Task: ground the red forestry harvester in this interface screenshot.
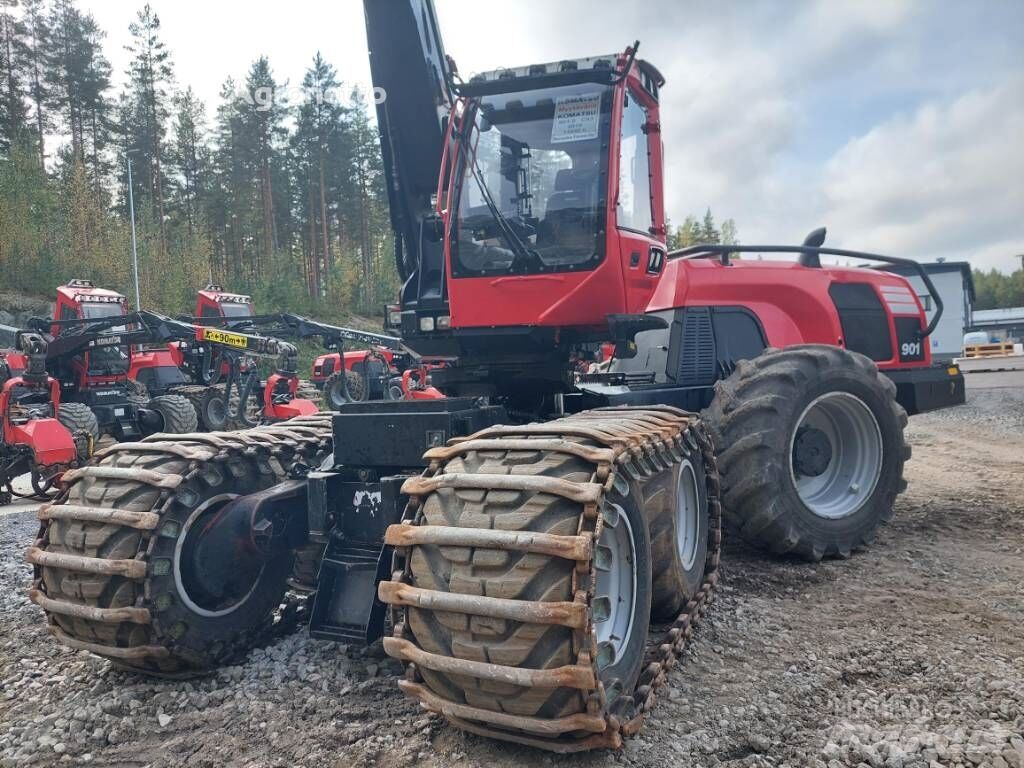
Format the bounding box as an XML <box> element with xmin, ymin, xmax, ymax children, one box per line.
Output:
<box><xmin>28</xmin><ymin>0</ymin><xmax>964</xmax><ymax>754</ymax></box>
<box><xmin>0</xmin><ymin>331</ymin><xmax>90</xmax><ymax>504</ymax></box>
<box><xmin>40</xmin><ymin>296</ymin><xmax>319</xmax><ymax>432</ymax></box>
<box><xmin>126</xmin><ymin>284</ymin><xmax>260</xmax><ymax>407</ymax></box>
<box><xmin>44</xmin><ymin>280</ymin><xmax>198</xmax><ymax>439</ymax></box>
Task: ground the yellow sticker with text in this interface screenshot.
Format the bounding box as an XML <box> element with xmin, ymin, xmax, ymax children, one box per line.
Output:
<box><xmin>202</xmin><ymin>329</ymin><xmax>248</xmax><ymax>348</ymax></box>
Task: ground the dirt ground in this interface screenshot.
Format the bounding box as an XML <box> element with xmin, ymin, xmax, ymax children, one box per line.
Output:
<box><xmin>1</xmin><ymin>373</ymin><xmax>1021</xmax><ymax>768</ymax></box>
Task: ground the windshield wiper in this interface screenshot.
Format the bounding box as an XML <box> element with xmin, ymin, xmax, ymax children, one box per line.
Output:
<box><xmin>460</xmin><ymin>119</ymin><xmax>541</xmax><ymax>272</ymax></box>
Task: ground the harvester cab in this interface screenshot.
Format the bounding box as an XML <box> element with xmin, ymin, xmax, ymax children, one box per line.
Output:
<box><xmin>39</xmin><ymin>287</ymin><xmax>199</xmax><ymax>440</ymax></box>
<box><xmin>371</xmin><ymin>3</ymin><xmax>961</xmax><ymax>417</ymax></box>
<box><xmin>195</xmin><ymin>284</ymin><xmax>255</xmax><ymax>321</ymax></box>
<box><xmin>51</xmin><ymin>279</ymin><xmax>131</xmax><ymax>392</ymax></box>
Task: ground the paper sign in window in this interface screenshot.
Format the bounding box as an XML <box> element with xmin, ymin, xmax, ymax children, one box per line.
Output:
<box><xmin>550</xmin><ymin>93</ymin><xmax>602</xmax><ymax>144</ymax></box>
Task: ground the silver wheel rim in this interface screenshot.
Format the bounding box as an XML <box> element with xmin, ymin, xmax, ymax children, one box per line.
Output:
<box><xmin>676</xmin><ymin>460</ymin><xmax>701</xmax><ymax>571</ymax></box>
<box><xmin>174</xmin><ymin>494</ymin><xmax>264</xmax><ymax>617</ymax></box>
<box><xmin>789</xmin><ymin>392</ymin><xmax>883</xmax><ymax>520</ymax></box>
<box><xmin>593</xmin><ymin>501</ymin><xmax>637</xmax><ymax>669</ymax></box>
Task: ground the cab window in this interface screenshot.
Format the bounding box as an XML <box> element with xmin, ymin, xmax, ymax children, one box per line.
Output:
<box><xmin>617</xmin><ymin>90</ymin><xmax>653</xmax><ymax>234</ymax></box>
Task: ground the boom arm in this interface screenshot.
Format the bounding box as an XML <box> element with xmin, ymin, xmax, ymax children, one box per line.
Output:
<box><xmin>188</xmin><ymin>312</ymin><xmax>405</xmax><ymax>353</ymax></box>
<box><xmin>30</xmin><ymin>311</ymin><xmax>293</xmax><ymax>363</ymax></box>
<box><xmin>363</xmin><ymin>0</ymin><xmax>453</xmax><ymax>305</ymax></box>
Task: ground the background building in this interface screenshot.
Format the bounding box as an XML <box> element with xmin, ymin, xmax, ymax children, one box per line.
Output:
<box><xmin>970</xmin><ymin>307</ymin><xmax>1024</xmax><ymax>343</ymax></box>
<box><xmin>879</xmin><ymin>262</ymin><xmax>975</xmax><ymax>361</ymax></box>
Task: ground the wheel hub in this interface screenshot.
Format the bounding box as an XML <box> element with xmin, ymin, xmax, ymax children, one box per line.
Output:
<box><xmin>175</xmin><ymin>495</ymin><xmax>266</xmax><ymax>617</ymax></box>
<box><xmin>792</xmin><ymin>426</ymin><xmax>833</xmax><ymax>477</ymax></box>
<box><xmin>789</xmin><ymin>392</ymin><xmax>883</xmax><ymax>520</ymax></box>
<box><xmin>593</xmin><ymin>501</ymin><xmax>637</xmax><ymax>669</ymax></box>
<box><xmin>675</xmin><ymin>461</ymin><xmax>701</xmax><ymax>571</ymax></box>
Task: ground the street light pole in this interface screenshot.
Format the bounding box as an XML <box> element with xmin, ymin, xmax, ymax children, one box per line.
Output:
<box><xmin>126</xmin><ymin>153</ymin><xmax>141</xmax><ymax>310</ymax></box>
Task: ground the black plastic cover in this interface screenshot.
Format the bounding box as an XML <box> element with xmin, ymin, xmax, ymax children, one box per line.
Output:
<box><xmin>829</xmin><ymin>283</ymin><xmax>893</xmax><ymax>362</ymax></box>
<box><xmin>332</xmin><ymin>397</ymin><xmax>506</xmax><ymax>469</ymax></box>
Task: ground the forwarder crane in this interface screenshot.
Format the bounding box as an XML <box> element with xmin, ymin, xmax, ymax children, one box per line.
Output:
<box><xmin>31</xmin><ymin>309</ymin><xmax>319</xmax><ymax>431</ymax></box>
<box><xmin>127</xmin><ymin>285</ymin><xmax>321</xmax><ymax>429</ymax></box>
<box><xmin>190</xmin><ymin>311</ymin><xmax>418</xmax><ymax>405</ymax></box>
<box><xmin>30</xmin><ymin>0</ymin><xmax>965</xmax><ymax>754</ymax></box>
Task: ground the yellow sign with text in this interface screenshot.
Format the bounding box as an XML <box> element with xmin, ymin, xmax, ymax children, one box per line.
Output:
<box><xmin>201</xmin><ymin>328</ymin><xmax>249</xmax><ymax>349</ymax></box>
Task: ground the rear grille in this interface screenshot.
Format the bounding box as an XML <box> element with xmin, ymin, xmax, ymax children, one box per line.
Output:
<box><xmin>678</xmin><ymin>308</ymin><xmax>717</xmax><ymax>387</ymax></box>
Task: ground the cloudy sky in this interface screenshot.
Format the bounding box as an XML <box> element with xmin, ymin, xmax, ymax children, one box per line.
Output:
<box><xmin>82</xmin><ymin>0</ymin><xmax>1023</xmax><ymax>272</ymax></box>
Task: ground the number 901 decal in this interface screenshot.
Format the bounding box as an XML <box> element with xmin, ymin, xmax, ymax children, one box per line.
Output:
<box><xmin>901</xmin><ymin>341</ymin><xmax>921</xmax><ymax>358</ymax></box>
<box><xmin>894</xmin><ymin>317</ymin><xmax>927</xmax><ymax>362</ymax></box>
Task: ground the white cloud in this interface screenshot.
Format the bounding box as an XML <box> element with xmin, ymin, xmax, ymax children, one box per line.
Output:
<box><xmin>821</xmin><ymin>76</ymin><xmax>1024</xmax><ymax>271</ymax></box>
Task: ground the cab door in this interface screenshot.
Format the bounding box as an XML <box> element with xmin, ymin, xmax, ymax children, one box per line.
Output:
<box><xmin>614</xmin><ymin>83</ymin><xmax>666</xmax><ymax>313</ymax></box>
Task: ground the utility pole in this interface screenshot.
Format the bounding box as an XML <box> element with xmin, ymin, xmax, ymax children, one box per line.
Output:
<box><xmin>127</xmin><ymin>151</ymin><xmax>141</xmax><ymax>310</ymax></box>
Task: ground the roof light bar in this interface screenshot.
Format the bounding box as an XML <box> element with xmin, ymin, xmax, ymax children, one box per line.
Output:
<box><xmin>76</xmin><ymin>294</ymin><xmax>125</xmax><ymax>303</ymax></box>
<box><xmin>467</xmin><ymin>54</ymin><xmax>617</xmax><ymax>85</ymax></box>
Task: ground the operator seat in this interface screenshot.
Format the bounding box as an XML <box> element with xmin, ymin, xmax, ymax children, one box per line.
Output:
<box><xmin>539</xmin><ymin>168</ymin><xmax>598</xmax><ymax>260</ymax></box>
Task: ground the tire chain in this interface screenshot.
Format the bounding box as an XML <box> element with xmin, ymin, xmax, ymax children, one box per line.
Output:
<box><xmin>27</xmin><ymin>413</ymin><xmax>334</xmax><ymax>673</ymax></box>
<box><xmin>380</xmin><ymin>405</ymin><xmax>722</xmax><ymax>752</ymax></box>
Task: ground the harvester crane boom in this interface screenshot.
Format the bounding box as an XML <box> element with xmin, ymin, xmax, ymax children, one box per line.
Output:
<box><xmin>189</xmin><ymin>312</ymin><xmax>405</xmax><ymax>353</ymax></box>
<box><xmin>364</xmin><ymin>0</ymin><xmax>454</xmax><ymax>303</ymax></box>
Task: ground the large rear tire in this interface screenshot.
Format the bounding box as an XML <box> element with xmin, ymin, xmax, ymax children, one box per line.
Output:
<box><xmin>57</xmin><ymin>402</ymin><xmax>100</xmax><ymax>444</ymax></box>
<box><xmin>703</xmin><ymin>345</ymin><xmax>908</xmax><ymax>560</ymax></box>
<box><xmin>147</xmin><ymin>394</ymin><xmax>198</xmax><ymax>435</ymax></box>
<box><xmin>321</xmin><ymin>370</ymin><xmax>366</xmax><ymax>409</ymax></box>
<box><xmin>28</xmin><ymin>416</ymin><xmax>334</xmax><ymax>676</ymax></box>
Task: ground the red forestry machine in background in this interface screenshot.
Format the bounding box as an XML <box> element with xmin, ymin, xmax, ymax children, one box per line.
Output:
<box><xmin>0</xmin><ymin>331</ymin><xmax>91</xmax><ymax>504</ymax></box>
<box><xmin>39</xmin><ymin>293</ymin><xmax>320</xmax><ymax>432</ymax></box>
<box><xmin>29</xmin><ymin>0</ymin><xmax>965</xmax><ymax>755</ymax></box>
<box><xmin>127</xmin><ymin>284</ymin><xmax>260</xmax><ymax>405</ymax></box>
<box><xmin>45</xmin><ymin>279</ymin><xmax>198</xmax><ymax>439</ymax></box>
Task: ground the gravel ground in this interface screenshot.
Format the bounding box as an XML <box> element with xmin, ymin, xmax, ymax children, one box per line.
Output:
<box><xmin>1</xmin><ymin>378</ymin><xmax>1021</xmax><ymax>768</ymax></box>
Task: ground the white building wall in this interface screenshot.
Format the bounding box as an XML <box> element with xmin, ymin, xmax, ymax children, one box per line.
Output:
<box><xmin>900</xmin><ymin>271</ymin><xmax>969</xmax><ymax>360</ymax></box>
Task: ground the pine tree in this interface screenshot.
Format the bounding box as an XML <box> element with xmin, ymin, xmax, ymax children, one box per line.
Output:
<box><xmin>47</xmin><ymin>1</ymin><xmax>112</xmax><ymax>194</ymax></box>
<box><xmin>208</xmin><ymin>77</ymin><xmax>248</xmax><ymax>282</ymax></box>
<box><xmin>699</xmin><ymin>208</ymin><xmax>720</xmax><ymax>244</ymax></box>
<box><xmin>21</xmin><ymin>0</ymin><xmax>48</xmax><ymax>166</ymax></box>
<box><xmin>126</xmin><ymin>3</ymin><xmax>173</xmax><ymax>251</ymax></box>
<box><xmin>79</xmin><ymin>11</ymin><xmax>112</xmax><ymax>196</ymax></box>
<box><xmin>240</xmin><ymin>56</ymin><xmax>286</xmax><ymax>277</ymax></box>
<box><xmin>0</xmin><ymin>0</ymin><xmax>29</xmax><ymax>153</ymax></box>
<box><xmin>293</xmin><ymin>52</ymin><xmax>344</xmax><ymax>298</ymax></box>
<box><xmin>169</xmin><ymin>86</ymin><xmax>208</xmax><ymax>238</ymax></box>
